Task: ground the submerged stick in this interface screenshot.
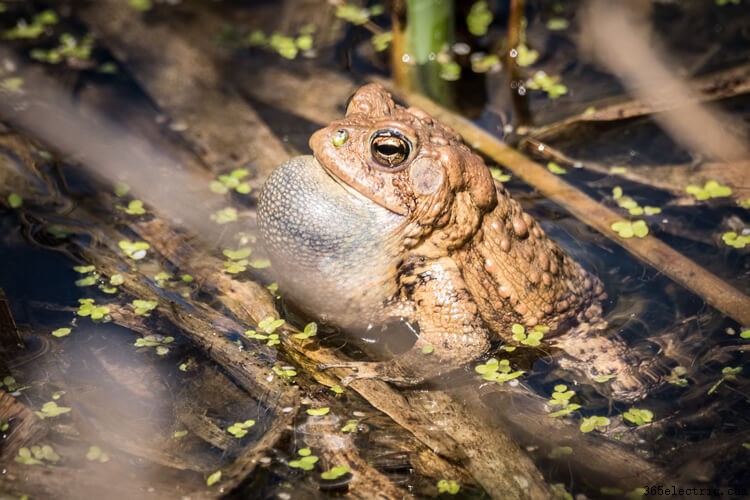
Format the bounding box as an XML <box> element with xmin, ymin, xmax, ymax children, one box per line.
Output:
<box><xmin>375</xmin><ymin>79</ymin><xmax>750</xmax><ymax>326</ymax></box>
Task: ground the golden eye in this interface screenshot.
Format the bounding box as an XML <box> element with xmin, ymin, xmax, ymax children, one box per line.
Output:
<box><xmin>369</xmin><ymin>129</ymin><xmax>412</xmax><ymax>169</ymax></box>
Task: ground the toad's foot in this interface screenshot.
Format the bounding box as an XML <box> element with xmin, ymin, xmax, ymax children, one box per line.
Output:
<box><xmin>319</xmin><ymin>361</ymin><xmax>426</xmax><ymax>387</ymax></box>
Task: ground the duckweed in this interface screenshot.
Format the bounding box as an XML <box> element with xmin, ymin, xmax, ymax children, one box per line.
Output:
<box><xmin>475</xmin><ymin>358</ymin><xmax>525</xmax><ymax>383</ymax></box>
<box><xmin>546</xmin><ymin>18</ymin><xmax>569</xmax><ymax>30</ymax></box>
<box><xmin>129</xmin><ymin>0</ymin><xmax>152</xmax><ymax>12</ymax></box>
<box><xmin>35</xmin><ymin>401</ymin><xmax>71</xmax><ymax>419</ymax></box>
<box><xmin>3</xmin><ymin>10</ymin><xmax>58</xmax><ymax>40</ymax></box>
<box><xmin>77</xmin><ymin>298</ymin><xmax>111</xmax><ymax>321</ymax></box>
<box><xmin>514</xmin><ymin>43</ymin><xmax>539</xmax><ymax>67</ymax></box>
<box><xmin>548</xmin><ymin>446</ymin><xmax>573</xmax><ymax>459</ymax></box>
<box><xmin>134</xmin><ymin>335</ymin><xmax>174</xmax><ymax>356</ymax></box>
<box><xmin>579</xmin><ymin>416</ymin><xmax>609</xmax><ymax>433</ymax></box>
<box><xmin>611</xmin><ymin>219</ymin><xmax>649</xmax><ymax>238</ymax></box>
<box><xmin>15</xmin><ymin>445</ymin><xmax>60</xmax><ymax>465</ymax></box>
<box><xmin>437</xmin><ymin>479</ymin><xmax>461</xmax><ymax>495</ymax></box>
<box><xmin>686</xmin><ymin>180</ymin><xmax>732</xmax><ymax>200</ymax></box>
<box><xmin>511</xmin><ymin>323</ymin><xmax>548</xmax><ymax>346</ymax></box>
<box><xmin>527</xmin><ymin>71</ymin><xmax>567</xmax><ymax>99</ymax></box>
<box><xmin>114</xmin><ymin>182</ymin><xmax>131</xmax><ymax>197</ymax></box>
<box><xmin>341</xmin><ymin>419</ymin><xmax>359</xmax><ymax>433</ymax></box>
<box><xmin>667</xmin><ymin>366</ymin><xmax>689</xmax><ymax>387</ymax></box>
<box><xmin>306</xmin><ymin>407</ymin><xmax>330</xmax><ymax>417</ymax></box>
<box><xmin>1</xmin><ymin>77</ymin><xmax>23</xmax><ymax>92</ymax></box>
<box><xmin>85</xmin><ymin>446</ymin><xmax>110</xmax><ymax>463</ymax></box>
<box><xmin>51</xmin><ymin>327</ymin><xmax>71</xmax><ymax>338</ymax></box>
<box><xmin>722</xmin><ymin>231</ymin><xmax>750</xmax><ymax>249</ymax></box>
<box><xmin>335</xmin><ymin>4</ymin><xmax>378</xmax><ymax>25</ymax></box>
<box><xmin>7</xmin><ymin>192</ymin><xmax>22</xmax><ymax>208</ymax></box>
<box><xmin>290</xmin><ymin>448</ymin><xmax>319</xmax><ymax>470</ymax></box>
<box><xmin>489</xmin><ymin>167</ymin><xmax>511</xmax><ymax>183</ymax></box>
<box><xmin>622</xmin><ymin>408</ymin><xmax>654</xmax><ymax>426</ymax></box>
<box><xmin>258</xmin><ymin>316</ymin><xmax>285</xmax><ymax>334</ymax></box>
<box><xmin>547</xmin><ymin>162</ymin><xmax>567</xmax><ymax>175</ymax></box>
<box><xmin>211</xmin><ymin>169</ymin><xmax>251</xmax><ymax>195</ymax></box>
<box><xmin>612</xmin><ymin>186</ymin><xmax>661</xmax><ymax>216</ymax></box>
<box><xmin>330</xmin><ymin>385</ymin><xmax>344</xmax><ymax>395</ymax></box>
<box><xmin>227</xmin><ymin>419</ymin><xmax>256</xmax><ymax>438</ymax></box>
<box><xmin>707</xmin><ymin>366</ymin><xmax>741</xmax><ymax>395</ymax></box>
<box><xmin>439</xmin><ymin>61</ymin><xmax>462</xmax><ymax>82</ymax></box>
<box><xmin>610</xmin><ymin>166</ymin><xmax>628</xmax><ymax>174</ymax></box>
<box><xmin>118</xmin><ymin>239</ymin><xmax>150</xmax><ymax>260</ymax></box>
<box><xmin>173</xmin><ymin>430</ymin><xmax>188</xmax><ymax>438</ymax></box>
<box><xmin>206</xmin><ymin>470</ymin><xmax>222</xmax><ymax>487</ymax></box>
<box><xmin>372</xmin><ymin>31</ymin><xmax>392</xmax><ymax>52</ymax></box>
<box><xmin>210</xmin><ymin>207</ymin><xmax>238</xmax><ymax>224</ymax></box>
<box><xmin>321</xmin><ymin>465</ymin><xmax>349</xmax><ymax>480</ymax></box>
<box><xmin>272</xmin><ymin>365</ymin><xmax>297</xmax><ymax>379</ymax></box>
<box><xmin>592</xmin><ymin>374</ymin><xmax>617</xmax><ymax>383</ymax></box>
<box><xmin>121</xmin><ymin>200</ymin><xmax>146</xmax><ymax>215</ymax></box>
<box><xmin>132</xmin><ymin>299</ymin><xmax>157</xmax><ymax>316</ymax></box>
<box><xmin>292</xmin><ymin>322</ymin><xmax>318</xmax><ymax>340</ymax></box>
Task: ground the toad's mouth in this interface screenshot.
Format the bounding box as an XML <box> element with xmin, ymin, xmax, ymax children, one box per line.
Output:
<box><xmin>313</xmin><ymin>154</ymin><xmax>410</xmax><ymax>217</ymax></box>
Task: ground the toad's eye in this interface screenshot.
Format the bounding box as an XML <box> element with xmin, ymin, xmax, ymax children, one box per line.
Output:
<box><xmin>369</xmin><ymin>129</ymin><xmax>412</xmax><ymax>169</ymax></box>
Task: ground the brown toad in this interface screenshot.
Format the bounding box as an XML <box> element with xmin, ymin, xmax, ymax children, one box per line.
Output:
<box><xmin>258</xmin><ymin>84</ymin><xmax>649</xmax><ymax>400</ymax></box>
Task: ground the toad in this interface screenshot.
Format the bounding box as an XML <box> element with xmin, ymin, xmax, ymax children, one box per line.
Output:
<box><xmin>258</xmin><ymin>84</ymin><xmax>651</xmax><ymax>401</ymax></box>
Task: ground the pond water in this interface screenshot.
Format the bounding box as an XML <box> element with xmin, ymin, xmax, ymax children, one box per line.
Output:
<box><xmin>0</xmin><ymin>1</ymin><xmax>748</xmax><ymax>499</ymax></box>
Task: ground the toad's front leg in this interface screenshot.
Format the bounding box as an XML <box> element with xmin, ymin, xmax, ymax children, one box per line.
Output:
<box><xmin>321</xmin><ymin>257</ymin><xmax>491</xmax><ymax>386</ymax></box>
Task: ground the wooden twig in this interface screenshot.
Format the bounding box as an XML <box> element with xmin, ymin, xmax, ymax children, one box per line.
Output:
<box><xmin>373</xmin><ymin>78</ymin><xmax>750</xmax><ymax>326</ymax></box>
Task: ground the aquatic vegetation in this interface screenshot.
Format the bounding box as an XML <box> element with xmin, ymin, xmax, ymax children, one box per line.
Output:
<box><xmin>372</xmin><ymin>31</ymin><xmax>392</xmax><ymax>52</ymax></box>
<box><xmin>439</xmin><ymin>62</ymin><xmax>461</xmax><ymax>82</ymax></box>
<box><xmin>85</xmin><ymin>446</ymin><xmax>110</xmax><ymax>463</ymax></box>
<box><xmin>1</xmin><ymin>77</ymin><xmax>23</xmax><ymax>92</ymax></box>
<box><xmin>289</xmin><ymin>448</ymin><xmax>319</xmax><ymax>470</ymax></box>
<box><xmin>437</xmin><ymin>479</ymin><xmax>461</xmax><ymax>495</ymax></box>
<box><xmin>707</xmin><ymin>366</ymin><xmax>741</xmax><ymax>395</ymax></box>
<box><xmin>514</xmin><ymin>43</ymin><xmax>539</xmax><ymax>67</ymax></box>
<box><xmin>210</xmin><ymin>169</ymin><xmax>251</xmax><ymax>195</ymax></box>
<box><xmin>667</xmin><ymin>366</ymin><xmax>689</xmax><ymax>387</ymax></box>
<box><xmin>622</xmin><ymin>408</ymin><xmax>654</xmax><ymax>426</ymax></box>
<box><xmin>548</xmin><ymin>446</ymin><xmax>573</xmax><ymax>459</ymax></box>
<box><xmin>118</xmin><ymin>240</ymin><xmax>150</xmax><ymax>260</ymax></box>
<box><xmin>421</xmin><ymin>344</ymin><xmax>434</xmax><ymax>354</ymax></box>
<box><xmin>341</xmin><ymin>419</ymin><xmax>359</xmax><ymax>433</ymax></box>
<box><xmin>579</xmin><ymin>416</ymin><xmax>610</xmax><ymax>433</ymax></box>
<box><xmin>610</xmin><ymin>166</ymin><xmax>629</xmax><ymax>174</ymax></box>
<box><xmin>210</xmin><ymin>207</ymin><xmax>238</xmax><ymax>225</ymax></box>
<box><xmin>612</xmin><ymin>186</ymin><xmax>662</xmax><ymax>216</ymax></box>
<box><xmin>129</xmin><ymin>0</ymin><xmax>152</xmax><ymax>12</ymax></box>
<box><xmin>526</xmin><ymin>71</ymin><xmax>568</xmax><ymax>99</ymax></box>
<box><xmin>132</xmin><ymin>299</ymin><xmax>157</xmax><ymax>316</ymax></box>
<box><xmin>548</xmin><ymin>384</ymin><xmax>581</xmax><ymax>418</ymax></box>
<box><xmin>51</xmin><ymin>327</ymin><xmax>71</xmax><ymax>338</ymax></box>
<box><xmin>118</xmin><ymin>200</ymin><xmax>146</xmax><ymax>215</ymax></box>
<box><xmin>306</xmin><ymin>407</ymin><xmax>330</xmax><ymax>417</ymax></box>
<box><xmin>173</xmin><ymin>430</ymin><xmax>188</xmax><ymax>438</ymax></box>
<box><xmin>475</xmin><ymin>358</ymin><xmax>525</xmax><ymax>383</ymax></box>
<box><xmin>511</xmin><ymin>323</ymin><xmax>548</xmax><ymax>347</ymax></box>
<box><xmin>35</xmin><ymin>401</ymin><xmax>71</xmax><ymax>419</ymax></box>
<box><xmin>546</xmin><ymin>162</ymin><xmax>566</xmax><ymax>175</ymax></box>
<box><xmin>685</xmin><ymin>180</ymin><xmax>732</xmax><ymax>200</ymax></box>
<box><xmin>15</xmin><ymin>445</ymin><xmax>60</xmax><ymax>465</ymax></box>
<box><xmin>550</xmin><ymin>483</ymin><xmax>573</xmax><ymax>500</ymax></box>
<box><xmin>77</xmin><ymin>298</ymin><xmax>111</xmax><ymax>322</ymax></box>
<box><xmin>467</xmin><ymin>1</ymin><xmax>492</xmax><ymax>36</ymax></box>
<box><xmin>611</xmin><ymin>219</ymin><xmax>649</xmax><ymax>239</ymax></box>
<box><xmin>7</xmin><ymin>192</ymin><xmax>22</xmax><ymax>208</ymax></box>
<box><xmin>258</xmin><ymin>317</ymin><xmax>285</xmax><ymax>334</ymax></box>
<box><xmin>227</xmin><ymin>419</ymin><xmax>256</xmax><ymax>438</ymax></box>
<box><xmin>292</xmin><ymin>322</ymin><xmax>318</xmax><ymax>340</ymax></box>
<box><xmin>114</xmin><ymin>182</ymin><xmax>131</xmax><ymax>197</ymax></box>
<box><xmin>134</xmin><ymin>335</ymin><xmax>174</xmax><ymax>356</ymax></box>
<box><xmin>30</xmin><ymin>33</ymin><xmax>94</xmax><ymax>65</ymax></box>
<box><xmin>206</xmin><ymin>470</ymin><xmax>222</xmax><ymax>487</ymax></box>
<box><xmin>330</xmin><ymin>385</ymin><xmax>344</xmax><ymax>395</ymax></box>
<box><xmin>3</xmin><ymin>10</ymin><xmax>58</xmax><ymax>40</ymax></box>
<box><xmin>321</xmin><ymin>465</ymin><xmax>350</xmax><ymax>480</ymax></box>
<box><xmin>272</xmin><ymin>365</ymin><xmax>297</xmax><ymax>379</ymax></box>
<box><xmin>592</xmin><ymin>374</ymin><xmax>617</xmax><ymax>383</ymax></box>
<box><xmin>1</xmin><ymin>376</ymin><xmax>19</xmax><ymax>392</ymax></box>
<box><xmin>546</xmin><ymin>18</ymin><xmax>569</xmax><ymax>31</ymax></box>
<box><xmin>489</xmin><ymin>167</ymin><xmax>511</xmax><ymax>183</ymax></box>
<box><xmin>335</xmin><ymin>3</ymin><xmax>383</xmax><ymax>26</ymax></box>
<box><xmin>721</xmin><ymin>231</ymin><xmax>750</xmax><ymax>249</ymax></box>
